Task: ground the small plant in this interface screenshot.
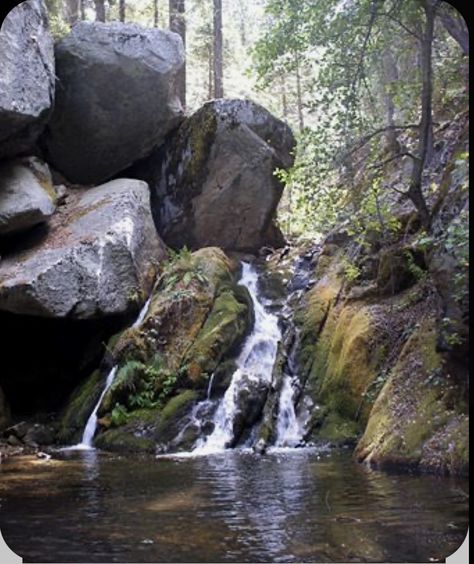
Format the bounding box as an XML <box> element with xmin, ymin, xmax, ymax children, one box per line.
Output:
<box><xmin>342</xmin><ymin>256</ymin><xmax>361</xmax><ymax>283</ymax></box>
<box><xmin>110</xmin><ymin>403</ymin><xmax>129</xmax><ymax>427</ymax></box>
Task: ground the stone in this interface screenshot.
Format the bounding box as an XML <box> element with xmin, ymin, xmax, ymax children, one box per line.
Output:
<box><xmin>23</xmin><ymin>423</ymin><xmax>54</xmax><ymax>446</ymax></box>
<box><xmin>0</xmin><ymin>0</ymin><xmax>55</xmax><ymax>158</ymax></box>
<box><xmin>41</xmin><ymin>22</ymin><xmax>184</xmax><ymax>184</ymax></box>
<box><xmin>146</xmin><ymin>99</ymin><xmax>295</xmax><ymax>252</ymax></box>
<box><xmin>0</xmin><ymin>178</ymin><xmax>167</xmax><ymax>318</ymax></box>
<box><xmin>0</xmin><ymin>157</ymin><xmax>56</xmax><ymax>235</ymax></box>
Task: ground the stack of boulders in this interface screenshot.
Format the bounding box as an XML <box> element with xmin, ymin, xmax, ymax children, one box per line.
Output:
<box><xmin>0</xmin><ymin>1</ymin><xmax>295</xmax><ymax>437</ymax></box>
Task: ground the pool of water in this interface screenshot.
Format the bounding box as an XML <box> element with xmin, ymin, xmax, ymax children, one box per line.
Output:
<box><xmin>0</xmin><ymin>448</ymin><xmax>468</xmax><ymax>562</ymax></box>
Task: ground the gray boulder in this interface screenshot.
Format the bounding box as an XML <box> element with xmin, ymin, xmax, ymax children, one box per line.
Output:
<box><xmin>0</xmin><ymin>0</ymin><xmax>55</xmax><ymax>159</ymax></box>
<box><xmin>0</xmin><ymin>157</ymin><xmax>56</xmax><ymax>235</ymax></box>
<box><xmin>42</xmin><ymin>22</ymin><xmax>184</xmax><ymax>185</ymax></box>
<box><xmin>0</xmin><ymin>178</ymin><xmax>167</xmax><ymax>318</ymax></box>
<box><xmin>149</xmin><ymin>99</ymin><xmax>295</xmax><ymax>252</ymax></box>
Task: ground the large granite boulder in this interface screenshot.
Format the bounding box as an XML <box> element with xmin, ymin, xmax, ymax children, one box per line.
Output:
<box><xmin>146</xmin><ymin>99</ymin><xmax>295</xmax><ymax>252</ymax></box>
<box><xmin>0</xmin><ymin>157</ymin><xmax>56</xmax><ymax>235</ymax></box>
<box><xmin>0</xmin><ymin>0</ymin><xmax>55</xmax><ymax>159</ymax></box>
<box><xmin>0</xmin><ymin>179</ymin><xmax>167</xmax><ymax>318</ymax></box>
<box><xmin>41</xmin><ymin>22</ymin><xmax>184</xmax><ymax>185</ymax></box>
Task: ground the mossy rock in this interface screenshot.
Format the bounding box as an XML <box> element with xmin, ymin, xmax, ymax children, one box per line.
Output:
<box><xmin>376</xmin><ymin>246</ymin><xmax>426</xmax><ymax>296</ymax></box>
<box><xmin>355</xmin><ymin>317</ymin><xmax>468</xmax><ymax>476</ymax></box>
<box><xmin>57</xmin><ymin>369</ymin><xmax>103</xmax><ymax>444</ymax></box>
<box><xmin>183</xmin><ymin>287</ymin><xmax>252</xmax><ymax>386</ymax></box>
<box><xmin>155</xmin><ymin>389</ymin><xmax>198</xmax><ymax>441</ymax></box>
<box><xmin>311</xmin><ymin>411</ymin><xmax>360</xmax><ymax>446</ymax></box>
<box><xmin>94</xmin><ymin>427</ymin><xmax>156</xmax><ymax>454</ymax></box>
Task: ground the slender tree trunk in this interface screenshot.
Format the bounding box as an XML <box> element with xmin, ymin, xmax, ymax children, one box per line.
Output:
<box><xmin>208</xmin><ymin>43</ymin><xmax>213</xmax><ymax>100</ymax></box>
<box><xmin>295</xmin><ymin>55</ymin><xmax>304</xmax><ymax>133</ymax></box>
<box><xmin>65</xmin><ymin>0</ymin><xmax>80</xmax><ymax>25</ymax></box>
<box><xmin>381</xmin><ymin>47</ymin><xmax>400</xmax><ymax>153</ymax></box>
<box><xmin>281</xmin><ymin>74</ymin><xmax>288</xmax><ymax>119</ymax></box>
<box><xmin>438</xmin><ymin>4</ymin><xmax>469</xmax><ymax>55</ymax></box>
<box><xmin>153</xmin><ymin>0</ymin><xmax>159</xmax><ymax>27</ymax></box>
<box><xmin>80</xmin><ymin>0</ymin><xmax>86</xmax><ymax>20</ymax></box>
<box><xmin>213</xmin><ymin>0</ymin><xmax>224</xmax><ymax>98</ymax></box>
<box><xmin>94</xmin><ymin>0</ymin><xmax>106</xmax><ymax>22</ymax></box>
<box><xmin>408</xmin><ymin>0</ymin><xmax>435</xmax><ymax>231</ymax></box>
<box><xmin>169</xmin><ymin>0</ymin><xmax>186</xmax><ymax>109</ymax></box>
<box><xmin>119</xmin><ymin>0</ymin><xmax>126</xmax><ymax>22</ymax></box>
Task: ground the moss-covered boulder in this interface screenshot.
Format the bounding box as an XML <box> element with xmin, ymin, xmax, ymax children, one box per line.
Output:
<box><xmin>146</xmin><ymin>99</ymin><xmax>295</xmax><ymax>252</ymax></box>
<box><xmin>355</xmin><ymin>318</ymin><xmax>468</xmax><ymax>476</ymax></box>
<box><xmin>85</xmin><ymin>247</ymin><xmax>253</xmax><ymax>452</ymax></box>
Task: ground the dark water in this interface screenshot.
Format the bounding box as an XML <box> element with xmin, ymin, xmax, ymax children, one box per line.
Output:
<box><xmin>0</xmin><ymin>449</ymin><xmax>468</xmax><ymax>563</ymax></box>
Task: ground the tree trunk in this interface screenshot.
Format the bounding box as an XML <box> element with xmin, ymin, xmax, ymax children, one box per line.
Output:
<box><xmin>438</xmin><ymin>4</ymin><xmax>469</xmax><ymax>55</ymax></box>
<box><xmin>208</xmin><ymin>43</ymin><xmax>213</xmax><ymax>100</ymax></box>
<box><xmin>65</xmin><ymin>0</ymin><xmax>80</xmax><ymax>25</ymax></box>
<box><xmin>381</xmin><ymin>47</ymin><xmax>400</xmax><ymax>153</ymax></box>
<box><xmin>213</xmin><ymin>0</ymin><xmax>224</xmax><ymax>98</ymax></box>
<box><xmin>408</xmin><ymin>0</ymin><xmax>435</xmax><ymax>231</ymax></box>
<box><xmin>281</xmin><ymin>75</ymin><xmax>288</xmax><ymax>119</ymax></box>
<box><xmin>119</xmin><ymin>0</ymin><xmax>126</xmax><ymax>22</ymax></box>
<box><xmin>80</xmin><ymin>0</ymin><xmax>86</xmax><ymax>20</ymax></box>
<box><xmin>94</xmin><ymin>0</ymin><xmax>106</xmax><ymax>22</ymax></box>
<box><xmin>169</xmin><ymin>0</ymin><xmax>186</xmax><ymax>109</ymax></box>
<box><xmin>153</xmin><ymin>0</ymin><xmax>159</xmax><ymax>27</ymax></box>
<box><xmin>295</xmin><ymin>55</ymin><xmax>304</xmax><ymax>133</ymax></box>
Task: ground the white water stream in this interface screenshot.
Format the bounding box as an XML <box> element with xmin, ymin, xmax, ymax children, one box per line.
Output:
<box><xmin>72</xmin><ymin>294</ymin><xmax>154</xmax><ymax>450</ymax></box>
<box><xmin>193</xmin><ymin>262</ymin><xmax>303</xmax><ymax>454</ymax></box>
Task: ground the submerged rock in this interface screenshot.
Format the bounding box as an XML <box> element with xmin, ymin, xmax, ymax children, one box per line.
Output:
<box><xmin>145</xmin><ymin>99</ymin><xmax>295</xmax><ymax>252</ymax></box>
<box><xmin>0</xmin><ymin>179</ymin><xmax>167</xmax><ymax>318</ymax></box>
<box><xmin>0</xmin><ymin>0</ymin><xmax>55</xmax><ymax>158</ymax></box>
<box><xmin>42</xmin><ymin>22</ymin><xmax>184</xmax><ymax>184</ymax></box>
<box><xmin>0</xmin><ymin>157</ymin><xmax>56</xmax><ymax>235</ymax></box>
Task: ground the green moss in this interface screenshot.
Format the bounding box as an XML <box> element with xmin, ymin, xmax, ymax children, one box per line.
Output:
<box><xmin>159</xmin><ymin>390</ymin><xmax>198</xmax><ymax>427</ymax></box>
<box><xmin>94</xmin><ymin>427</ymin><xmax>156</xmax><ymax>453</ymax></box>
<box><xmin>316</xmin><ymin>412</ymin><xmax>360</xmax><ymax>445</ymax></box>
<box><xmin>57</xmin><ymin>369</ymin><xmax>103</xmax><ymax>444</ymax></box>
<box><xmin>184</xmin><ymin>289</ymin><xmax>250</xmax><ymax>385</ymax></box>
<box><xmin>355</xmin><ymin>317</ymin><xmax>468</xmax><ymax>475</ymax></box>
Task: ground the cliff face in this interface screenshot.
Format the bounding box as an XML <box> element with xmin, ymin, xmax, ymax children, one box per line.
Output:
<box><xmin>292</xmin><ymin>114</ymin><xmax>469</xmax><ymax>476</ymax></box>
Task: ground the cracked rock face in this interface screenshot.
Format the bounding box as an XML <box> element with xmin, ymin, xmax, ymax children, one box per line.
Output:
<box><xmin>41</xmin><ymin>22</ymin><xmax>184</xmax><ymax>185</ymax></box>
<box><xmin>0</xmin><ymin>157</ymin><xmax>56</xmax><ymax>235</ymax></box>
<box><xmin>0</xmin><ymin>0</ymin><xmax>55</xmax><ymax>159</ymax></box>
<box><xmin>0</xmin><ymin>179</ymin><xmax>167</xmax><ymax>319</ymax></box>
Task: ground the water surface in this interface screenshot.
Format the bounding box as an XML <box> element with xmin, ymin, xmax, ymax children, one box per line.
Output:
<box><xmin>0</xmin><ymin>449</ymin><xmax>468</xmax><ymax>563</ymax></box>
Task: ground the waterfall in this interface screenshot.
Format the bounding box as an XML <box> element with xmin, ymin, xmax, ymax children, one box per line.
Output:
<box><xmin>73</xmin><ymin>294</ymin><xmax>154</xmax><ymax>450</ymax></box>
<box><xmin>193</xmin><ymin>262</ymin><xmax>283</xmax><ymax>454</ymax></box>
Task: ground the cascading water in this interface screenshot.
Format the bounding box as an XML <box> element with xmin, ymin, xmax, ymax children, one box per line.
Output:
<box><xmin>193</xmin><ymin>262</ymin><xmax>293</xmax><ymax>454</ymax></box>
<box><xmin>73</xmin><ymin>294</ymin><xmax>154</xmax><ymax>450</ymax></box>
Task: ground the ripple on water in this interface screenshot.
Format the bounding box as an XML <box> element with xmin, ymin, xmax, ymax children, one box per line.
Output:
<box><xmin>0</xmin><ymin>450</ymin><xmax>468</xmax><ymax>563</ymax></box>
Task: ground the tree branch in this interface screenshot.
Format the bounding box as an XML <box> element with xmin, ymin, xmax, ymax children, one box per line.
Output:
<box><xmin>368</xmin><ymin>151</ymin><xmax>418</xmax><ymax>170</ymax></box>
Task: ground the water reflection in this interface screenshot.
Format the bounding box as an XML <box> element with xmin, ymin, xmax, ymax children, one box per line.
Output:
<box><xmin>0</xmin><ymin>450</ymin><xmax>468</xmax><ymax>563</ymax></box>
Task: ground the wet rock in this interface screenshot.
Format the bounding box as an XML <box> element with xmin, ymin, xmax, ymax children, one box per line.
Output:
<box><xmin>147</xmin><ymin>99</ymin><xmax>295</xmax><ymax>252</ymax></box>
<box><xmin>24</xmin><ymin>423</ymin><xmax>54</xmax><ymax>446</ymax></box>
<box><xmin>5</xmin><ymin>421</ymin><xmax>29</xmax><ymax>440</ymax></box>
<box><xmin>231</xmin><ymin>374</ymin><xmax>270</xmax><ymax>445</ymax></box>
<box><xmin>0</xmin><ymin>178</ymin><xmax>167</xmax><ymax>318</ymax></box>
<box><xmin>0</xmin><ymin>157</ymin><xmax>56</xmax><ymax>235</ymax></box>
<box><xmin>0</xmin><ymin>0</ymin><xmax>55</xmax><ymax>158</ymax></box>
<box><xmin>42</xmin><ymin>22</ymin><xmax>184</xmax><ymax>184</ymax></box>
